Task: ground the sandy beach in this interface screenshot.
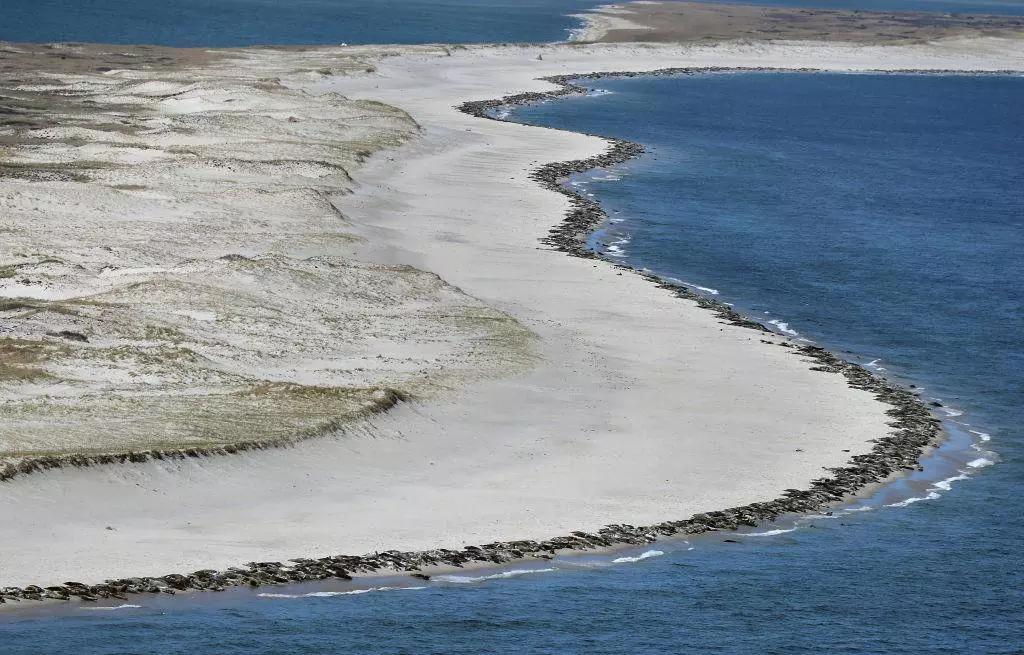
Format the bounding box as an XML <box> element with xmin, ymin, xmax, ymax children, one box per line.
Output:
<box><xmin>1</xmin><ymin>34</ymin><xmax>1022</xmax><ymax>594</ymax></box>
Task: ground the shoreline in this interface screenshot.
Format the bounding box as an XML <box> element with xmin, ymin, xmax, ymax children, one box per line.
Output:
<box><xmin>1</xmin><ymin>66</ymin><xmax>954</xmax><ymax>607</ymax></box>
<box><xmin>459</xmin><ymin>65</ymin><xmax>1021</xmax><ymax>260</ymax></box>
<box><xmin>1</xmin><ymin>426</ymin><xmax>983</xmax><ymax>615</ymax></box>
<box><xmin>2</xmin><ymin>39</ymin><xmax>1020</xmax><ymax>602</ymax></box>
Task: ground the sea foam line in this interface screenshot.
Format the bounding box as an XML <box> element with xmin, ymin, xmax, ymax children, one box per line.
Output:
<box><xmin>744</xmin><ymin>527</ymin><xmax>798</xmax><ymax>537</ymax></box>
<box><xmin>883</xmin><ymin>460</ymin><xmax>991</xmax><ymax>509</ymax></box>
<box><xmin>258</xmin><ymin>586</ymin><xmax>426</xmax><ymax>599</ymax></box>
<box><xmin>768</xmin><ymin>319</ymin><xmax>800</xmax><ymax>336</ymax></box>
<box><xmin>886</xmin><ymin>490</ymin><xmax>942</xmax><ymax>508</ymax></box>
<box><xmin>662</xmin><ymin>275</ymin><xmax>720</xmax><ymax>295</ymax></box>
<box><xmin>933</xmin><ymin>473</ymin><xmax>970</xmax><ymax>491</ymax></box>
<box><xmin>433</xmin><ymin>568</ymin><xmax>557</xmax><ymax>584</ymax></box>
<box><xmin>611</xmin><ymin>549</ymin><xmax>664</xmax><ymax>564</ymax></box>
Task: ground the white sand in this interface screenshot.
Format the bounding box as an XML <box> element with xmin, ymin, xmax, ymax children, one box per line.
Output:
<box><xmin>569</xmin><ymin>3</ymin><xmax>655</xmax><ymax>42</ymax></box>
<box><xmin>0</xmin><ymin>50</ymin><xmax>532</xmax><ymax>458</ymax></box>
<box><xmin>1</xmin><ymin>39</ymin><xmax>1022</xmax><ymax>588</ymax></box>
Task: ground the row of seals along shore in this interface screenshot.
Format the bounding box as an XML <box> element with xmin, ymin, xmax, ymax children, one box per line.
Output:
<box><xmin>0</xmin><ymin>67</ymin><xmax>946</xmax><ymax>603</ymax></box>
<box><xmin>2</xmin><ymin>356</ymin><xmax>938</xmax><ymax>603</ymax></box>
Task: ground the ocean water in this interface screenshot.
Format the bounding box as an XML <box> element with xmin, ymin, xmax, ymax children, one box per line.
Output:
<box><xmin>3</xmin><ymin>71</ymin><xmax>1022</xmax><ymax>654</ymax></box>
<box><xmin>515</xmin><ymin>72</ymin><xmax>1023</xmax><ymax>451</ymax></box>
<box><xmin>0</xmin><ymin>0</ymin><xmax>598</xmax><ymax>47</ymax></box>
<box><xmin>5</xmin><ymin>0</ymin><xmax>1024</xmax><ymax>48</ymax></box>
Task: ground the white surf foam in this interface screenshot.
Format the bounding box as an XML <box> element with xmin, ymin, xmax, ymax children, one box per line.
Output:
<box><xmin>934</xmin><ymin>473</ymin><xmax>970</xmax><ymax>491</ymax></box>
<box><xmin>663</xmin><ymin>276</ymin><xmax>720</xmax><ymax>295</ymax></box>
<box><xmin>258</xmin><ymin>586</ymin><xmax>426</xmax><ymax>599</ymax></box>
<box><xmin>689</xmin><ymin>284</ymin><xmax>720</xmax><ymax>295</ymax></box>
<box><xmin>882</xmin><ymin>453</ymin><xmax>996</xmax><ymax>509</ymax></box>
<box><xmin>886</xmin><ymin>490</ymin><xmax>941</xmax><ymax>508</ymax></box>
<box><xmin>865</xmin><ymin>359</ymin><xmax>889</xmax><ymax>372</ymax></box>
<box><xmin>967</xmin><ymin>457</ymin><xmax>995</xmax><ymax>468</ymax></box>
<box><xmin>80</xmin><ymin>603</ymin><xmax>142</xmax><ymax>611</ymax></box>
<box><xmin>968</xmin><ymin>430</ymin><xmax>992</xmax><ymax>442</ymax></box>
<box><xmin>433</xmin><ymin>568</ymin><xmax>556</xmax><ymax>584</ymax></box>
<box><xmin>611</xmin><ymin>549</ymin><xmax>664</xmax><ymax>564</ymax></box>
<box><xmin>768</xmin><ymin>319</ymin><xmax>799</xmax><ymax>336</ymax></box>
<box><xmin>843</xmin><ymin>505</ymin><xmax>875</xmax><ymax>513</ymax></box>
<box><xmin>744</xmin><ymin>528</ymin><xmax>798</xmax><ymax>537</ymax></box>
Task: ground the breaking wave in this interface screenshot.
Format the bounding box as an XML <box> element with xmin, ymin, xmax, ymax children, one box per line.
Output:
<box><xmin>611</xmin><ymin>549</ymin><xmax>664</xmax><ymax>564</ymax></box>
<box><xmin>433</xmin><ymin>568</ymin><xmax>556</xmax><ymax>584</ymax></box>
<box><xmin>258</xmin><ymin>586</ymin><xmax>426</xmax><ymax>599</ymax></box>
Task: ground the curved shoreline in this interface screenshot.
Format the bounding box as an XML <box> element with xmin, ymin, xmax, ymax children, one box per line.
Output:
<box><xmin>0</xmin><ymin>65</ymin><xmax>955</xmax><ymax>605</ymax></box>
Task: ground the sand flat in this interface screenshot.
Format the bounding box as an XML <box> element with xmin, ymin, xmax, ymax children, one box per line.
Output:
<box><xmin>0</xmin><ymin>38</ymin><xmax>1022</xmax><ymax>588</ymax></box>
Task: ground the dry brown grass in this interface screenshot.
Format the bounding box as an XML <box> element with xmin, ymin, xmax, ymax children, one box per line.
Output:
<box><xmin>0</xmin><ymin>339</ymin><xmax>54</xmax><ymax>381</ymax></box>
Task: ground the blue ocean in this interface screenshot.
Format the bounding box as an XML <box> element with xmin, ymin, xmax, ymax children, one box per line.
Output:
<box><xmin>0</xmin><ymin>0</ymin><xmax>597</xmax><ymax>47</ymax></box>
<box><xmin>4</xmin><ymin>0</ymin><xmax>1024</xmax><ymax>47</ymax></box>
<box><xmin>4</xmin><ymin>2</ymin><xmax>1024</xmax><ymax>653</ymax></box>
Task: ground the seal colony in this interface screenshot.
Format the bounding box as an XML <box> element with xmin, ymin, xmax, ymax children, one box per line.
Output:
<box><xmin>0</xmin><ymin>341</ymin><xmax>941</xmax><ymax>604</ymax></box>
<box><xmin>1</xmin><ymin>12</ymin><xmax>1022</xmax><ymax>604</ymax></box>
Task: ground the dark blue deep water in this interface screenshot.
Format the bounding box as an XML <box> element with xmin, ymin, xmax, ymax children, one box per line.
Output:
<box><xmin>0</xmin><ymin>0</ymin><xmax>598</xmax><ymax>46</ymax></box>
<box><xmin>4</xmin><ymin>0</ymin><xmax>1024</xmax><ymax>47</ymax></box>
<box><xmin>3</xmin><ymin>70</ymin><xmax>1022</xmax><ymax>654</ymax></box>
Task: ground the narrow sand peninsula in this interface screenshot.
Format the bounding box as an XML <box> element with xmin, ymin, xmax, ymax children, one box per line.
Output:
<box><xmin>572</xmin><ymin>1</ymin><xmax>1024</xmax><ymax>43</ymax></box>
<box><xmin>1</xmin><ymin>38</ymin><xmax>1022</xmax><ymax>591</ymax></box>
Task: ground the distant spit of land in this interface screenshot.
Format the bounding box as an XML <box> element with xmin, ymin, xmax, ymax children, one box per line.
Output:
<box><xmin>574</xmin><ymin>1</ymin><xmax>1024</xmax><ymax>43</ymax></box>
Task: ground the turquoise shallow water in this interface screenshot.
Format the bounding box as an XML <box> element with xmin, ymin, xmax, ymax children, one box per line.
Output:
<box><xmin>3</xmin><ymin>71</ymin><xmax>1022</xmax><ymax>654</ymax></box>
